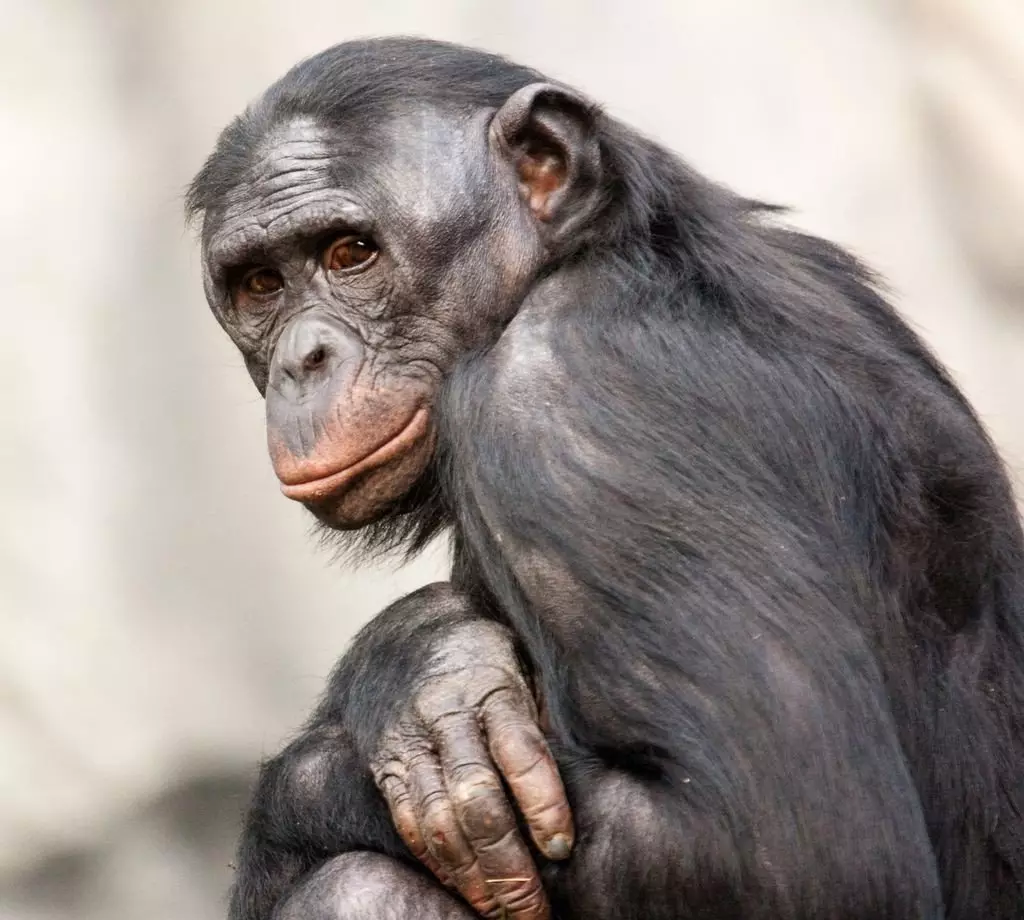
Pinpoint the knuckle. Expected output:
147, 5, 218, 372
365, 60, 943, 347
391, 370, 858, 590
457, 876, 502, 919
497, 742, 549, 783
417, 701, 470, 731
490, 717, 536, 748
451, 769, 502, 804
522, 797, 571, 828
372, 727, 430, 769
452, 778, 508, 836
404, 751, 435, 773
384, 783, 415, 816
489, 705, 543, 741
395, 813, 420, 841
480, 684, 521, 711
418, 787, 452, 815
370, 758, 402, 788
496, 878, 548, 919
474, 663, 519, 686
462, 807, 510, 843
476, 826, 521, 857
398, 820, 428, 856
411, 696, 444, 725
389, 788, 413, 810
420, 807, 463, 862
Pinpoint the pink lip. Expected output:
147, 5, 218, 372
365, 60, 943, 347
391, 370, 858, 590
279, 408, 430, 503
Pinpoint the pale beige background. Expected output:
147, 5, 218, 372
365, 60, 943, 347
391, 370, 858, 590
1, 1, 1022, 918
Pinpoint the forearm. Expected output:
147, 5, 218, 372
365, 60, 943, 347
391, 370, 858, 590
228, 586, 492, 919
231, 583, 560, 920
312, 582, 508, 758
228, 727, 409, 920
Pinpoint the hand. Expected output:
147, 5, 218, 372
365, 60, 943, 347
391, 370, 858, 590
370, 620, 573, 920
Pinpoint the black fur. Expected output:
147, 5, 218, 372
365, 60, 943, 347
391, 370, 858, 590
189, 38, 1024, 920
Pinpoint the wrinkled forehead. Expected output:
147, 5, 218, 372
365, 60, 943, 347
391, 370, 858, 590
224, 109, 481, 211
205, 109, 490, 265
212, 117, 375, 228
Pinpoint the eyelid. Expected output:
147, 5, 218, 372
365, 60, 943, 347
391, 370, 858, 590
322, 233, 379, 271
242, 265, 281, 282
316, 227, 368, 256
225, 263, 274, 287
225, 266, 283, 314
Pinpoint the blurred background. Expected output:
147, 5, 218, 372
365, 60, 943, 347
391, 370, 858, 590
1, 1, 1022, 917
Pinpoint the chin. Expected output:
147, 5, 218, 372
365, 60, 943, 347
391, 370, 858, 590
306, 490, 393, 531
303, 450, 433, 528
304, 466, 450, 564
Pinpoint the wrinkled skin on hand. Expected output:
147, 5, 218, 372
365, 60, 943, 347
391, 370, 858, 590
369, 621, 573, 920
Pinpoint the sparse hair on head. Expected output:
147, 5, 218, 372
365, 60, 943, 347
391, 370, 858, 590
186, 37, 542, 227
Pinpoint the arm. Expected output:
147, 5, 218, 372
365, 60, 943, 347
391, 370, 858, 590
228, 583, 572, 920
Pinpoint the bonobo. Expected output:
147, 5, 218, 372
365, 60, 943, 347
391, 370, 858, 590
187, 37, 1024, 920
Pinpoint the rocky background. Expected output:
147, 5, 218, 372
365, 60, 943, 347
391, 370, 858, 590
1, 1, 1022, 917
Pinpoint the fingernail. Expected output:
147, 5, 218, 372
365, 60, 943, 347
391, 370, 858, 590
545, 833, 572, 860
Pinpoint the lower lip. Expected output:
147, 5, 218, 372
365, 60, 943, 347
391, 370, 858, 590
279, 408, 430, 503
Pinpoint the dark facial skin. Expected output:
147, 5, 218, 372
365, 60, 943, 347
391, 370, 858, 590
201, 108, 548, 527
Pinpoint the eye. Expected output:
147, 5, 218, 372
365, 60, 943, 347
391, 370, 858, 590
324, 235, 378, 273
240, 267, 284, 298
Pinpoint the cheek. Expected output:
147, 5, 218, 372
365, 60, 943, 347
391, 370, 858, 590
405, 226, 539, 353
329, 272, 393, 324
390, 198, 490, 281
491, 219, 543, 298
460, 218, 541, 320
377, 179, 540, 344
231, 313, 280, 377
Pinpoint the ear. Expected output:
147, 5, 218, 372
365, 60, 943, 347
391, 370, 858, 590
490, 82, 603, 239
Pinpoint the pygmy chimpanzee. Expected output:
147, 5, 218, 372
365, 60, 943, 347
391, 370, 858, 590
186, 38, 1024, 920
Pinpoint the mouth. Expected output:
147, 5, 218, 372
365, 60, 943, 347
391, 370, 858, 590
279, 408, 431, 503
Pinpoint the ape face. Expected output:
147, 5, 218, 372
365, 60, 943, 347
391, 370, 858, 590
197, 94, 585, 528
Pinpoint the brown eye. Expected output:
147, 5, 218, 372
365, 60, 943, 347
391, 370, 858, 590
324, 235, 378, 272
241, 268, 283, 297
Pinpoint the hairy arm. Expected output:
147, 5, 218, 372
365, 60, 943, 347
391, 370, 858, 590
228, 584, 572, 920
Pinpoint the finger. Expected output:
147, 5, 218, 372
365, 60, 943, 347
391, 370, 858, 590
404, 746, 505, 918
482, 690, 575, 861
375, 767, 452, 886
435, 714, 550, 920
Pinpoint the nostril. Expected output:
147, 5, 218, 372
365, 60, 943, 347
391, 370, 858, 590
302, 345, 328, 373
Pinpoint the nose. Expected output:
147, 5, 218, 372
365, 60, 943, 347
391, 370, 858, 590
268, 315, 362, 401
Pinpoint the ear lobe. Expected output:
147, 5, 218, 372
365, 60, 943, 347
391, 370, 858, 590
490, 82, 603, 236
